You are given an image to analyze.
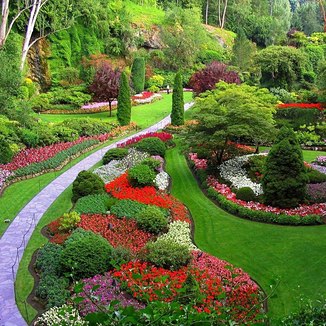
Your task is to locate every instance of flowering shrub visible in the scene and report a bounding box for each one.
[157,221,197,251]
[189,153,207,170]
[78,214,154,253]
[117,132,173,148]
[77,273,144,316]
[34,304,87,326]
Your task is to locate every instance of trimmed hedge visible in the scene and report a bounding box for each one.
[103,148,128,165]
[136,206,168,234]
[110,199,149,219]
[127,164,156,187]
[74,194,116,214]
[134,137,166,156]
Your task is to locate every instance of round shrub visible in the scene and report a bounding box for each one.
[58,211,81,232]
[72,170,105,203]
[134,137,166,157]
[0,138,13,164]
[61,230,113,279]
[103,148,128,165]
[136,206,168,234]
[145,239,191,270]
[127,164,156,187]
[141,157,161,171]
[236,187,257,202]
[111,246,133,269]
[20,128,39,147]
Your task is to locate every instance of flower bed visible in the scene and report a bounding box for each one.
[132,92,162,105]
[277,103,324,111]
[117,132,173,148]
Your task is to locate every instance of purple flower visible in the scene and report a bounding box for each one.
[307,182,326,203]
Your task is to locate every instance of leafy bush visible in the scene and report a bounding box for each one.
[72,170,105,203]
[127,164,156,187]
[0,138,13,164]
[61,230,113,279]
[103,148,128,165]
[117,72,131,126]
[110,199,146,218]
[20,128,39,148]
[136,206,168,234]
[58,211,81,232]
[147,75,164,90]
[141,157,161,171]
[110,246,133,269]
[307,183,326,203]
[171,72,184,126]
[51,126,79,142]
[145,239,191,270]
[236,187,257,202]
[35,243,63,275]
[131,57,145,93]
[134,137,166,156]
[307,168,326,184]
[74,194,116,214]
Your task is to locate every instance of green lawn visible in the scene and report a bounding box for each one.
[39,93,193,127]
[165,144,326,323]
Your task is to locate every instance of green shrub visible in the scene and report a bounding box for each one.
[51,126,78,142]
[110,199,149,219]
[171,71,184,126]
[145,239,191,270]
[72,170,105,203]
[31,93,51,112]
[61,230,113,279]
[74,194,116,214]
[141,157,161,171]
[103,148,128,165]
[134,137,166,156]
[59,211,81,232]
[128,164,156,187]
[136,206,168,234]
[131,57,145,93]
[20,128,39,148]
[147,85,160,93]
[110,246,133,269]
[117,72,131,126]
[35,125,59,146]
[236,187,257,202]
[0,138,13,164]
[307,168,326,184]
[35,243,63,275]
[147,75,164,90]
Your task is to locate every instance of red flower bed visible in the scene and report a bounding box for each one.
[132,91,154,100]
[78,214,154,253]
[47,218,71,244]
[207,175,326,217]
[105,173,173,208]
[117,132,173,148]
[278,103,324,111]
[170,197,191,223]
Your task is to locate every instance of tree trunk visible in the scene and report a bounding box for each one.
[218,0,221,27]
[20,0,43,70]
[108,100,112,117]
[205,0,209,25]
[221,0,228,29]
[318,0,326,32]
[0,0,9,48]
[217,138,228,164]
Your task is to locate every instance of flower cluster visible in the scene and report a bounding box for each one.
[117,132,173,148]
[78,214,154,253]
[154,171,170,190]
[151,155,164,172]
[189,153,207,170]
[315,156,326,167]
[157,221,197,250]
[78,273,144,316]
[219,154,265,195]
[105,173,173,208]
[34,304,87,326]
[278,103,324,111]
[169,197,191,223]
[0,168,12,191]
[307,182,326,203]
[207,176,326,217]
[132,92,162,105]
[227,141,256,154]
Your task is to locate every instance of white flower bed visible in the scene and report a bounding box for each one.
[154,171,169,190]
[157,221,197,251]
[34,304,88,326]
[219,154,266,195]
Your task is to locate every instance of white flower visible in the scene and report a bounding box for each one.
[154,171,169,190]
[158,221,197,251]
[219,154,266,195]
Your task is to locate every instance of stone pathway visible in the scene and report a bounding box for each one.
[0,103,194,326]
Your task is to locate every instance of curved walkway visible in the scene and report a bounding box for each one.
[0,102,194,326]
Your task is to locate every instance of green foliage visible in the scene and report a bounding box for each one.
[146,75,164,90]
[58,211,81,232]
[20,128,39,148]
[117,72,131,126]
[317,60,326,102]
[141,157,161,170]
[171,72,184,126]
[103,148,128,165]
[131,57,145,93]
[72,170,105,203]
[58,67,81,86]
[74,194,116,214]
[0,138,14,164]
[236,187,257,202]
[110,246,133,269]
[134,137,166,156]
[128,164,156,187]
[145,239,191,270]
[110,199,149,219]
[262,127,308,208]
[307,169,326,184]
[61,230,113,279]
[136,206,168,234]
[35,243,63,275]
[197,49,226,65]
[269,88,297,103]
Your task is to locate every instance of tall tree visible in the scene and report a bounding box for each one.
[171,71,184,126]
[131,57,145,94]
[89,63,121,117]
[117,71,131,126]
[217,0,229,28]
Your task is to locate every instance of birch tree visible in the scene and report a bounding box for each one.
[217,0,229,28]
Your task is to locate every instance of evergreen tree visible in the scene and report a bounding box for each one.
[262,127,308,208]
[131,57,145,94]
[171,72,184,126]
[117,71,131,126]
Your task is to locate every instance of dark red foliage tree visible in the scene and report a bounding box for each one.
[189,61,241,95]
[89,63,121,116]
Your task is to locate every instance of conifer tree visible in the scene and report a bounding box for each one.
[131,57,145,94]
[262,127,308,208]
[171,72,184,126]
[117,72,131,126]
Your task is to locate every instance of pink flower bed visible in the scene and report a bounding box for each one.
[207,176,326,217]
[189,153,207,170]
[117,132,173,148]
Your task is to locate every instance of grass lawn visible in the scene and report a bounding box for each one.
[1,93,192,236]
[165,143,326,323]
[39,93,193,127]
